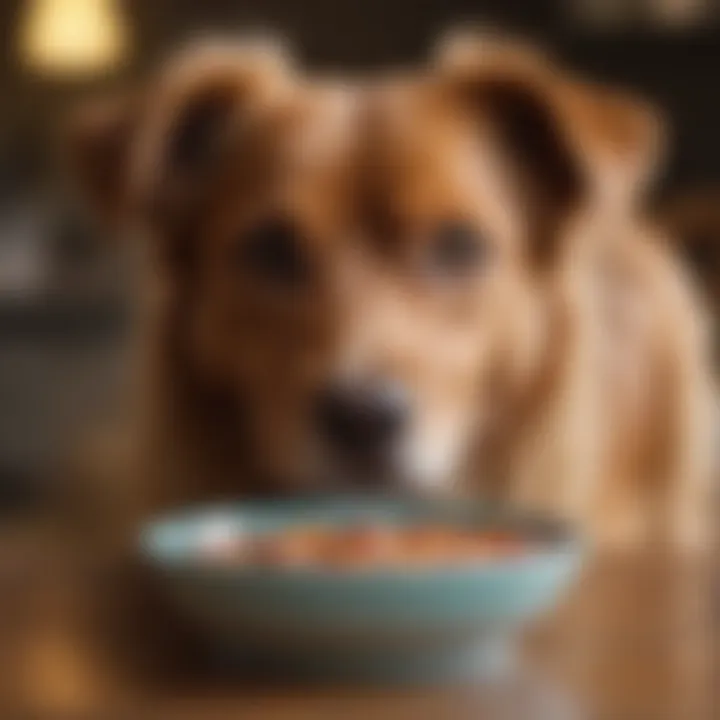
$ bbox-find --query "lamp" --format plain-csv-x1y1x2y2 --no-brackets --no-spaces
18,0,131,77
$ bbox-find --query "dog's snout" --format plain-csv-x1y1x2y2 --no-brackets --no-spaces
316,381,408,462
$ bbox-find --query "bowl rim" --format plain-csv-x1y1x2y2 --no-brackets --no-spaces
138,496,585,582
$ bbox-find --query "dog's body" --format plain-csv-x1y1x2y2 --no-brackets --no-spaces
70,35,716,550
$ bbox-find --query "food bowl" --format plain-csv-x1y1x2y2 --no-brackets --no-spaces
139,497,583,683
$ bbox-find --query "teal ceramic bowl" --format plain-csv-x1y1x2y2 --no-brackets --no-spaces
139,497,583,683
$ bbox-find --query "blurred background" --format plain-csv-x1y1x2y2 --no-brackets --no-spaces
0,0,719,513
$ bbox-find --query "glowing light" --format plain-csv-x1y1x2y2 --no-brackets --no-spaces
18,0,131,77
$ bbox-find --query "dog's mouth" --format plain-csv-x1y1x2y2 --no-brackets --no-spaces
253,453,418,497
325,455,410,492
244,381,465,495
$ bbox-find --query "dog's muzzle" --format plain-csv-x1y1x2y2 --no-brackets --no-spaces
314,379,409,484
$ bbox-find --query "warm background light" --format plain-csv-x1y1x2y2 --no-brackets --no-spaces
17,0,131,77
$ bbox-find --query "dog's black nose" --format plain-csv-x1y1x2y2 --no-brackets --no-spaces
316,381,408,462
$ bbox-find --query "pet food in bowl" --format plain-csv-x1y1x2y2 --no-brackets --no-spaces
198,522,528,569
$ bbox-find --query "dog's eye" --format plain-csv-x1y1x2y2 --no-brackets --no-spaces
237,219,309,285
428,222,489,276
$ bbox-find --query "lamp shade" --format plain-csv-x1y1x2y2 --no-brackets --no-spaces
18,0,131,77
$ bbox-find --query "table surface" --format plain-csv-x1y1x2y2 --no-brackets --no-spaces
0,522,717,720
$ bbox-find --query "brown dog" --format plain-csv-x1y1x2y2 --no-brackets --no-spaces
69,34,716,551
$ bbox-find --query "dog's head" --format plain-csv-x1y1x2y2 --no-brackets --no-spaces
69,34,662,493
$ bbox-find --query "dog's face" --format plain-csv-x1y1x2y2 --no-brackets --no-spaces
182,81,541,492
70,37,660,493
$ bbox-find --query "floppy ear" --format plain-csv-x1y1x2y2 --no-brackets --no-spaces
559,80,665,210
435,32,665,256
67,89,140,226
67,38,292,229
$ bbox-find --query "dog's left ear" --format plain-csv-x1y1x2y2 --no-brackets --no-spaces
67,38,293,230
66,89,142,227
435,32,665,224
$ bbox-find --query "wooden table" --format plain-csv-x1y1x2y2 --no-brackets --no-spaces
0,522,717,719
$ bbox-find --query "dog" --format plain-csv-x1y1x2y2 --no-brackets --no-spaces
67,33,716,551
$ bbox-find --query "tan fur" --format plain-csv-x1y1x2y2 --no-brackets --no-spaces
68,35,716,551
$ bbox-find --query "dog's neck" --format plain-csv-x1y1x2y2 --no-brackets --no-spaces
460,262,584,502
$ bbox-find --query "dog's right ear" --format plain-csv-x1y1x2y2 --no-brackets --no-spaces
68,39,292,229
434,31,665,264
